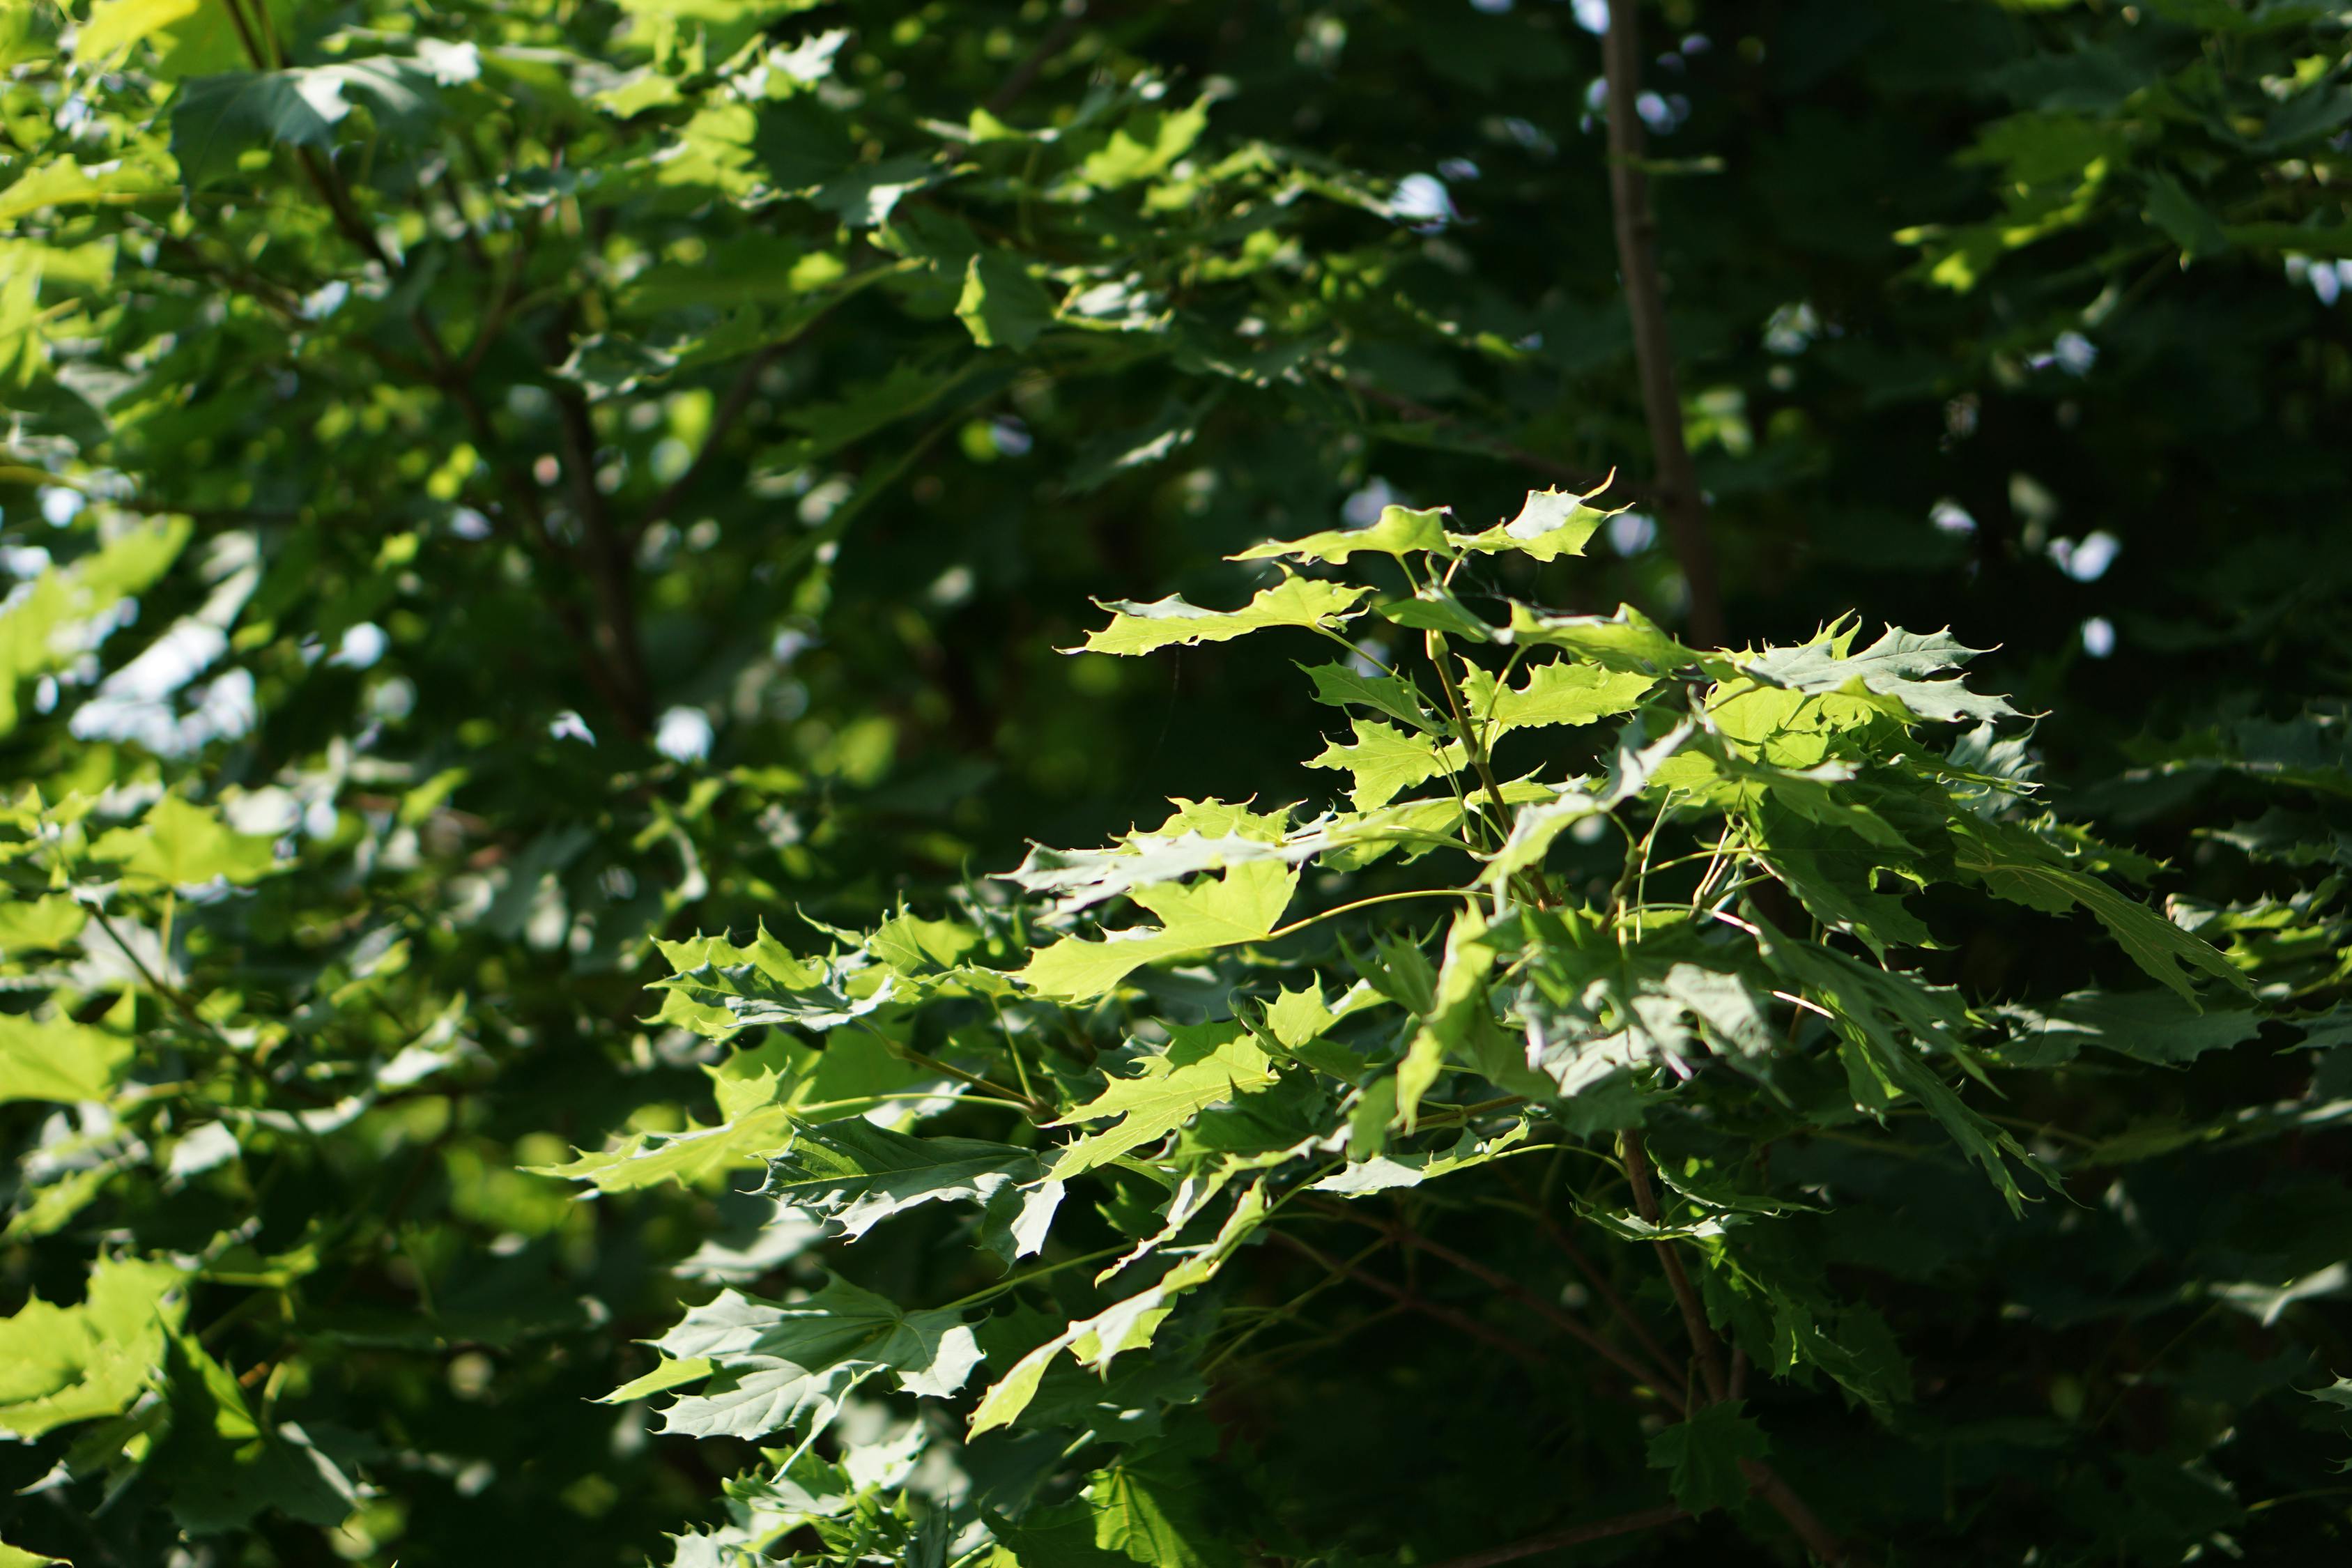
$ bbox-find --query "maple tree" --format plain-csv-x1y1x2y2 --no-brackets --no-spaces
4,0,2351,1564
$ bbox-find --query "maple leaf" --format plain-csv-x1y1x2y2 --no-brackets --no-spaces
636,1276,983,1443
758,1119,1047,1241
1308,718,1467,809
1073,576,1367,656
1742,620,2021,725
1229,502,1452,564
1018,860,1300,1001
1048,1022,1280,1177
1447,485,1609,561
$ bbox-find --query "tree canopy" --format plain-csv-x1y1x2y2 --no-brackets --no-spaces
3,1,2350,1565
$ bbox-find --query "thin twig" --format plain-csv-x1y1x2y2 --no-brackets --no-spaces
1602,0,1724,646
640,344,785,535
1339,374,1637,502
1311,1203,1686,1409
986,1,1091,113
1267,1230,1554,1369
552,381,653,732
1422,1505,1686,1568
1428,630,1558,906
1497,1169,1689,1387
1621,1132,1859,1564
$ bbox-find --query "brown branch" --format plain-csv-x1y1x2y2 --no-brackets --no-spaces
1422,1505,1686,1568
1620,1129,1728,1404
1602,0,1725,647
1737,1461,1853,1567
217,0,267,66
639,343,785,535
987,0,1091,113
551,384,652,734
1339,374,1638,503
1312,1202,1685,1411
1267,1230,1554,1370
434,169,492,276
1620,1132,1861,1565
1498,1169,1689,1385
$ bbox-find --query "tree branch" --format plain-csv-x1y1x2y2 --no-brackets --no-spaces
1498,1169,1690,1385
1268,1230,1555,1370
1603,0,1725,646
1621,1130,1861,1565
1339,374,1638,502
551,383,652,734
1620,1128,1728,1404
1422,1505,1686,1568
1312,1202,1686,1410
987,0,1092,113
639,343,785,536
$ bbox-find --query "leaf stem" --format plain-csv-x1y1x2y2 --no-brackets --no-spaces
886,1043,1053,1119
942,1245,1128,1310
1428,632,1558,905
1266,887,1470,941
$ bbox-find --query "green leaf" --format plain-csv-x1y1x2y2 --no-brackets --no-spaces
1746,806,1933,954
986,1503,1137,1568
93,796,279,887
1953,818,2250,1004
0,518,190,735
1079,100,1210,188
1085,1443,1237,1568
1762,931,2035,1210
1373,585,1495,643
1298,661,1443,735
1507,603,1728,676
1316,1121,1531,1195
1002,831,1312,912
1073,577,1368,656
1307,718,1466,810
0,1014,133,1106
957,251,1056,351
171,61,439,188
1048,1022,1279,1177
554,333,680,399
0,1537,67,1567
2142,171,2229,258
1229,503,1452,565
532,1104,796,1192
1068,395,1218,493
0,893,88,953
1447,486,1608,561
645,1275,983,1441
1742,621,2020,726
147,1332,361,1534
77,0,199,62
1645,1399,1768,1514
1462,658,1654,738
0,1256,185,1440
1019,860,1300,1001
651,942,893,1038
758,1119,1047,1240
1996,990,2263,1068
1396,905,1501,1128
969,1188,1266,1436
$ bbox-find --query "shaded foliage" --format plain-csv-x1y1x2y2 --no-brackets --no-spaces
0,0,2348,1564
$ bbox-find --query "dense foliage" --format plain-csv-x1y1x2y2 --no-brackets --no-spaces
1,0,2349,1565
